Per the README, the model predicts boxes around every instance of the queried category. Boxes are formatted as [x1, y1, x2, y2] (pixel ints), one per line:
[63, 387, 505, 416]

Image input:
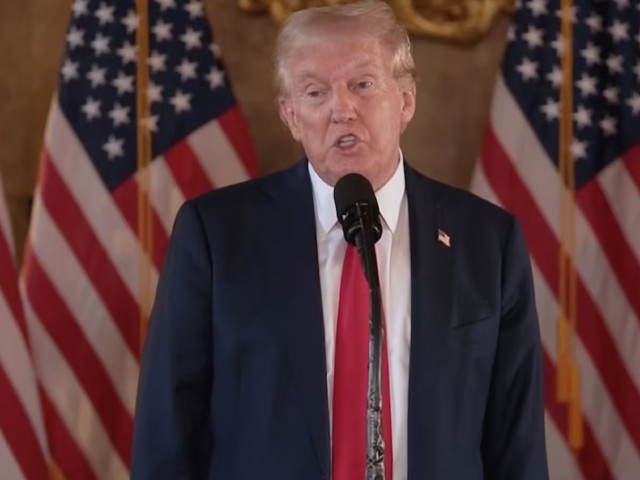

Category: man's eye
[357, 81, 373, 89]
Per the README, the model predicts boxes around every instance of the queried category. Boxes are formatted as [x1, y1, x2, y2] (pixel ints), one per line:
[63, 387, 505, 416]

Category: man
[131, 1, 548, 479]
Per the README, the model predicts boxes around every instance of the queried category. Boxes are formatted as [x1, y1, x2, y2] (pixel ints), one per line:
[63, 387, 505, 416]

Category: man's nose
[330, 86, 356, 123]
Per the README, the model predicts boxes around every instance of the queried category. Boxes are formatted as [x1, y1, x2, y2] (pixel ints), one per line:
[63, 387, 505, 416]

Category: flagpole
[136, 0, 153, 356]
[557, 0, 583, 451]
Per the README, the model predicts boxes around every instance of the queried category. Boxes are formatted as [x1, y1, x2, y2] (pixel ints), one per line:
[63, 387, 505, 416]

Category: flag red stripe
[576, 181, 640, 324]
[40, 153, 139, 355]
[217, 106, 259, 177]
[482, 127, 640, 453]
[164, 140, 213, 199]
[23, 250, 133, 466]
[542, 350, 614, 480]
[0, 232, 28, 344]
[40, 387, 97, 480]
[0, 366, 48, 480]
[622, 144, 640, 193]
[111, 175, 170, 271]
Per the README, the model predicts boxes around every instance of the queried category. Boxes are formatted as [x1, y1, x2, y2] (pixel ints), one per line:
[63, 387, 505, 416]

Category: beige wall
[0, 0, 509, 263]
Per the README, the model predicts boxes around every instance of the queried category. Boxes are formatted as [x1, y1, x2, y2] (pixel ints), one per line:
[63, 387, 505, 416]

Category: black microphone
[333, 173, 386, 480]
[333, 173, 383, 247]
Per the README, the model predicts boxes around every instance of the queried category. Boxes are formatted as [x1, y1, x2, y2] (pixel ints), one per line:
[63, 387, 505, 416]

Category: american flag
[0, 175, 49, 480]
[472, 0, 640, 478]
[19, 0, 257, 477]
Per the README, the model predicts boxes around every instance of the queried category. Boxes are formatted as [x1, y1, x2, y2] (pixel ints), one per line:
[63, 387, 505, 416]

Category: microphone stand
[353, 204, 385, 480]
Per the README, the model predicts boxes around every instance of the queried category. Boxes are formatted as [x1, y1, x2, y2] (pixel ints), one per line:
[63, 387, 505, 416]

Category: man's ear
[279, 96, 301, 141]
[400, 84, 416, 131]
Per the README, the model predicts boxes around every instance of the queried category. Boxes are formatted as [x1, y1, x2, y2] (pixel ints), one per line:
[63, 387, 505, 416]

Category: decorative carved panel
[238, 0, 514, 42]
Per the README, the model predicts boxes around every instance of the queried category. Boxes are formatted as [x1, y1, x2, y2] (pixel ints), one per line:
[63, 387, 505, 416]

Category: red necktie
[332, 244, 393, 480]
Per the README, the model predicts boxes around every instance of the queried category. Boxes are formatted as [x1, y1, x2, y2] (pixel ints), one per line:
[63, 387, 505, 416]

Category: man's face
[280, 30, 416, 190]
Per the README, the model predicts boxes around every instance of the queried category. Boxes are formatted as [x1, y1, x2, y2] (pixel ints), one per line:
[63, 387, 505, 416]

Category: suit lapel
[404, 165, 455, 479]
[259, 161, 330, 476]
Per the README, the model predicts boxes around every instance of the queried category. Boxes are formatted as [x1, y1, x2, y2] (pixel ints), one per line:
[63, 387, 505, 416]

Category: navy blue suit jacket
[131, 160, 548, 479]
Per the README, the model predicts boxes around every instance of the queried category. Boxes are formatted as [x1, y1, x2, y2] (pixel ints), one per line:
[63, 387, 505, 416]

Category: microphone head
[333, 173, 383, 246]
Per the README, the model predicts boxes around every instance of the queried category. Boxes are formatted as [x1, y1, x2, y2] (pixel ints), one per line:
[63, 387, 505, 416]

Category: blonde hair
[275, 0, 417, 96]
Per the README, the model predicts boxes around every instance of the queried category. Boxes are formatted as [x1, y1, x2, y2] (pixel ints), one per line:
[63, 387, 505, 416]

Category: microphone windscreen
[333, 173, 379, 225]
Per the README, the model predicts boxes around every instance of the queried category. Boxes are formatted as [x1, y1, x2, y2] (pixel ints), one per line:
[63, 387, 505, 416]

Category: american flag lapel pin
[437, 228, 451, 248]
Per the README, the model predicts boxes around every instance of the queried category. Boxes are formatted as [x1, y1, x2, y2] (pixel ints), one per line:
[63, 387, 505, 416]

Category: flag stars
[176, 58, 198, 81]
[122, 10, 139, 33]
[185, 0, 205, 18]
[526, 0, 547, 17]
[86, 65, 107, 87]
[117, 42, 137, 65]
[584, 14, 602, 33]
[606, 54, 624, 74]
[170, 90, 192, 113]
[156, 0, 176, 11]
[540, 98, 559, 121]
[599, 116, 617, 136]
[103, 135, 124, 160]
[613, 0, 629, 10]
[61, 59, 79, 82]
[580, 43, 600, 66]
[152, 20, 172, 42]
[66, 27, 84, 49]
[140, 115, 159, 132]
[546, 66, 563, 88]
[517, 58, 538, 81]
[209, 43, 221, 57]
[634, 61, 640, 82]
[180, 27, 203, 50]
[556, 5, 577, 23]
[147, 82, 163, 103]
[608, 20, 629, 43]
[72, 0, 88, 17]
[207, 67, 224, 89]
[81, 97, 101, 121]
[551, 34, 563, 56]
[576, 73, 597, 97]
[112, 72, 134, 95]
[91, 33, 111, 56]
[148, 51, 167, 72]
[627, 93, 640, 115]
[522, 26, 544, 49]
[573, 105, 592, 129]
[95, 2, 115, 25]
[571, 139, 587, 161]
[109, 103, 130, 127]
[603, 86, 619, 104]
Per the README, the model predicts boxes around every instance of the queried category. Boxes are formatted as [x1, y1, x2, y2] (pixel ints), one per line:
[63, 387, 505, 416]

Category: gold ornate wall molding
[238, 0, 514, 42]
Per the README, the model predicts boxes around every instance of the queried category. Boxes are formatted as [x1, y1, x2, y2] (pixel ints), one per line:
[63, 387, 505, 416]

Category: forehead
[286, 30, 391, 82]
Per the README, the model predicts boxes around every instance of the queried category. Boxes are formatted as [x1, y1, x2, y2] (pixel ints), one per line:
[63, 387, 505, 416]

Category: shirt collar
[308, 152, 406, 236]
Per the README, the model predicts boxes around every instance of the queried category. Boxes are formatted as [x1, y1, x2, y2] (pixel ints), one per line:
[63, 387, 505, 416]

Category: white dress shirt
[308, 158, 412, 480]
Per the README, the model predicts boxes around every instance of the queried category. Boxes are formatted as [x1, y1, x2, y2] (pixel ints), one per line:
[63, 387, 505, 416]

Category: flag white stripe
[187, 119, 250, 188]
[149, 157, 185, 234]
[44, 100, 159, 300]
[597, 159, 640, 265]
[0, 293, 48, 458]
[0, 429, 25, 480]
[491, 76, 640, 394]
[475, 164, 640, 476]
[544, 413, 585, 480]
[23, 298, 129, 480]
[0, 180, 15, 261]
[29, 193, 138, 415]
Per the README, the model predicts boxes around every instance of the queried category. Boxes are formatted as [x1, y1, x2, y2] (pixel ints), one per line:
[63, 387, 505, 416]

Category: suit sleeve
[481, 217, 549, 479]
[131, 200, 213, 479]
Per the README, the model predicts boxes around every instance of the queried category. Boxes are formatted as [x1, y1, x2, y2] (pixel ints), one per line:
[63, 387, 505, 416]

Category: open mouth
[337, 134, 357, 148]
